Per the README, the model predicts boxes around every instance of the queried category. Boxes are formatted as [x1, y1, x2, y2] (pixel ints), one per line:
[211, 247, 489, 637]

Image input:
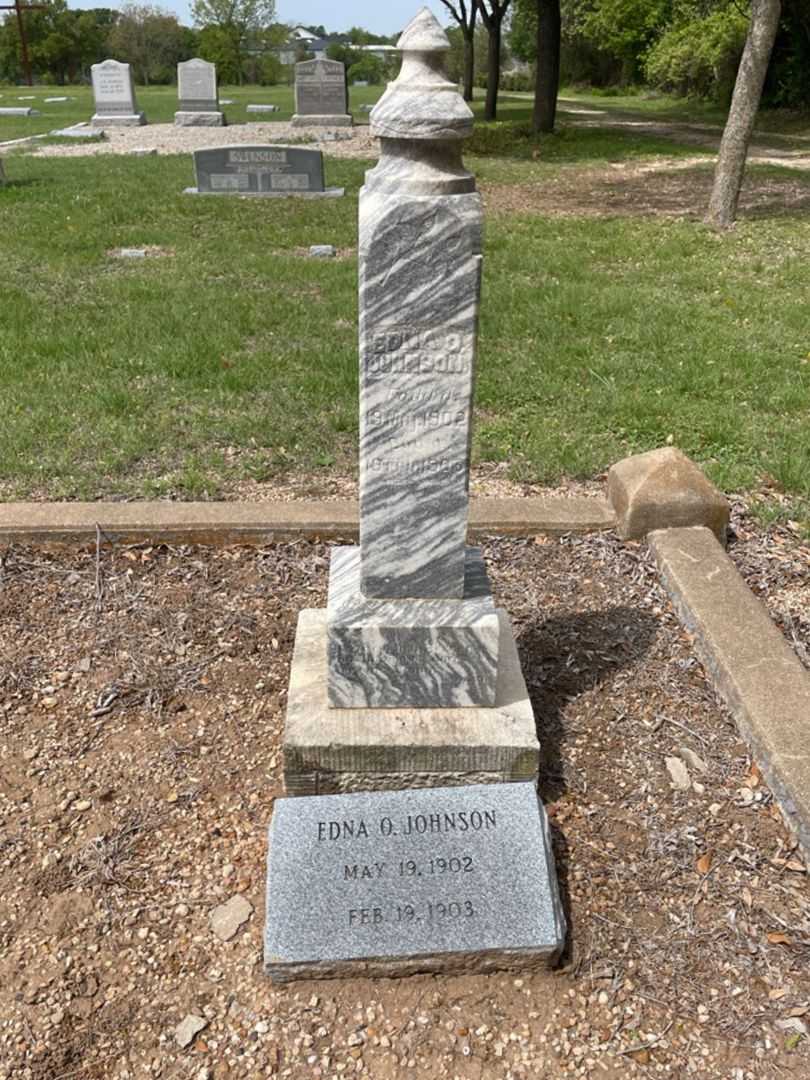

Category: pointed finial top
[369, 4, 473, 141]
[397, 7, 451, 52]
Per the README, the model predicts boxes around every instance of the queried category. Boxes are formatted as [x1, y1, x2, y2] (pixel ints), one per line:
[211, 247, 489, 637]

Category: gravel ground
[30, 122, 379, 160]
[1, 509, 809, 1080]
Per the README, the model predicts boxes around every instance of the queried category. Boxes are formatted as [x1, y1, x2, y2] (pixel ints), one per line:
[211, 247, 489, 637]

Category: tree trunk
[484, 20, 500, 120]
[462, 28, 475, 101]
[705, 0, 781, 229]
[533, 0, 561, 133]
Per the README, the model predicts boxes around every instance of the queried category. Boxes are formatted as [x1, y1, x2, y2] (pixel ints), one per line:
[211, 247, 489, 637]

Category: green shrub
[500, 69, 534, 92]
[644, 5, 748, 103]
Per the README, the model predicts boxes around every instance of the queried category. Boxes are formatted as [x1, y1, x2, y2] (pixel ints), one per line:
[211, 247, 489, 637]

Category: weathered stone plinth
[91, 112, 145, 127]
[284, 608, 538, 796]
[174, 111, 225, 126]
[327, 547, 499, 708]
[291, 113, 353, 128]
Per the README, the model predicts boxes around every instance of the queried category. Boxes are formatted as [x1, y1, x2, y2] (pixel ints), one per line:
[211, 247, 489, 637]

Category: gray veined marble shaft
[359, 7, 483, 600]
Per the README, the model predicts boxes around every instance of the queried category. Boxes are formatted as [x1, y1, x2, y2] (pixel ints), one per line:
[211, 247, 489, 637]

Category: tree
[0, 0, 113, 83]
[511, 0, 561, 131]
[534, 0, 561, 131]
[439, 0, 477, 101]
[476, 0, 511, 119]
[108, 3, 194, 84]
[191, 0, 275, 84]
[706, 0, 781, 228]
[348, 53, 385, 84]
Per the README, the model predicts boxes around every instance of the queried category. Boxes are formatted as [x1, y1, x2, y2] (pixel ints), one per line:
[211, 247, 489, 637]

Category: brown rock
[608, 447, 729, 542]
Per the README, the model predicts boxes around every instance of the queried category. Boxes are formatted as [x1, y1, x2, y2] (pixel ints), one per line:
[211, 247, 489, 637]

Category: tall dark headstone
[292, 58, 352, 128]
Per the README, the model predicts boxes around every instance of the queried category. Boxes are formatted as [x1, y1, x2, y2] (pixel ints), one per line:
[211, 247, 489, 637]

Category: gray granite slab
[90, 59, 145, 126]
[247, 103, 280, 113]
[294, 57, 349, 118]
[191, 144, 326, 195]
[283, 607, 538, 796]
[0, 107, 39, 117]
[327, 546, 498, 708]
[265, 781, 565, 981]
[50, 126, 101, 139]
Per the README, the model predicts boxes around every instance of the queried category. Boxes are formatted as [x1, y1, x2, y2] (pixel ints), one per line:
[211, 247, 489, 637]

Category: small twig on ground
[659, 714, 710, 746]
[617, 1021, 673, 1055]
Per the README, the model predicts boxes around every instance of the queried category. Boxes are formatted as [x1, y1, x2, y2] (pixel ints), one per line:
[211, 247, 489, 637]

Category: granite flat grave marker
[175, 58, 224, 126]
[91, 59, 145, 126]
[265, 782, 565, 981]
[185, 145, 343, 198]
[0, 106, 39, 117]
[292, 57, 352, 128]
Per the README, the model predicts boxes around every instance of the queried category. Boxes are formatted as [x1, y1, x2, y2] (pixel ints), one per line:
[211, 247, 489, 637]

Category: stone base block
[284, 607, 538, 795]
[327, 547, 499, 708]
[91, 112, 146, 127]
[183, 187, 344, 199]
[174, 111, 225, 126]
[291, 113, 353, 127]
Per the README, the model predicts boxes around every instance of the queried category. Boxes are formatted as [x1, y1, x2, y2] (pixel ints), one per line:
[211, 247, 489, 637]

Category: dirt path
[553, 98, 810, 171]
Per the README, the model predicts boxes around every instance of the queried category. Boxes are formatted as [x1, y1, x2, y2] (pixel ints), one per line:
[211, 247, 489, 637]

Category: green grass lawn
[0, 121, 808, 525]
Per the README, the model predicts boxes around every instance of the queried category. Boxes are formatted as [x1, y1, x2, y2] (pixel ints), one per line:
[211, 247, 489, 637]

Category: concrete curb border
[650, 526, 810, 854]
[0, 496, 615, 546]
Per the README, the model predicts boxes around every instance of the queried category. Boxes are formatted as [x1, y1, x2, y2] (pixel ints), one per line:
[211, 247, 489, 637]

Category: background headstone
[292, 58, 352, 128]
[91, 60, 145, 127]
[186, 145, 343, 198]
[175, 58, 225, 127]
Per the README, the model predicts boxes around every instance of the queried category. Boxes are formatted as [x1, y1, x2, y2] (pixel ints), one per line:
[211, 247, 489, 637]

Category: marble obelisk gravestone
[280, 8, 541, 794]
[175, 58, 225, 126]
[266, 6, 564, 982]
[326, 8, 498, 710]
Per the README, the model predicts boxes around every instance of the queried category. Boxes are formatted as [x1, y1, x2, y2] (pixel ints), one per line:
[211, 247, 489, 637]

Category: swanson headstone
[265, 783, 565, 981]
[175, 58, 224, 127]
[90, 60, 145, 127]
[185, 145, 343, 198]
[292, 58, 352, 128]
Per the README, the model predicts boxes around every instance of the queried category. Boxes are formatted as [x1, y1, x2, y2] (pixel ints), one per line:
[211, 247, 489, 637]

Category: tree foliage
[191, 0, 274, 83]
[0, 0, 114, 83]
[107, 4, 194, 85]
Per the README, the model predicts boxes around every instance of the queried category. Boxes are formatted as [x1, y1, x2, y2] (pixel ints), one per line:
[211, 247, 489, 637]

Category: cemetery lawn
[1, 131, 809, 527]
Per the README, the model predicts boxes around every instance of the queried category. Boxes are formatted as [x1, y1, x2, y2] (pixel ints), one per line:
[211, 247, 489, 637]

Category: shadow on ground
[516, 604, 660, 962]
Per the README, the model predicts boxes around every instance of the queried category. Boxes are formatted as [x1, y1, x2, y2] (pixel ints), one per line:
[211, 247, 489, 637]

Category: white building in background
[358, 44, 398, 61]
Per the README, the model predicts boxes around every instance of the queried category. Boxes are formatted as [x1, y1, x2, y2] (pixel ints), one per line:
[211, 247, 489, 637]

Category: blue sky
[67, 0, 450, 36]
